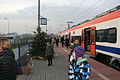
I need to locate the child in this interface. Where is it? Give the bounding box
[45,42,55,66]
[68,46,91,80]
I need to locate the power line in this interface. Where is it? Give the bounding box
[73,0,103,21]
[76,0,120,23]
[77,0,107,21]
[84,0,118,18]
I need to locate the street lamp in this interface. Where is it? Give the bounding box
[4,18,9,34]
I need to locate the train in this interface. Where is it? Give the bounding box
[60,5,120,69]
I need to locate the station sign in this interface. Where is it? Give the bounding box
[41,17,47,25]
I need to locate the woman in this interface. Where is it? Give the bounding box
[0,38,17,80]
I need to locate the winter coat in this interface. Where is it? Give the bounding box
[74,57,91,80]
[45,46,55,56]
[0,49,16,80]
[65,38,70,46]
[68,56,91,80]
[68,55,76,80]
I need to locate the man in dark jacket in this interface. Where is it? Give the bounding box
[0,38,17,80]
[55,37,59,47]
[65,38,70,49]
[45,42,55,66]
[61,36,64,47]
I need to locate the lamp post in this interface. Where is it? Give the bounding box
[38,0,40,28]
[4,18,9,34]
[24,25,29,43]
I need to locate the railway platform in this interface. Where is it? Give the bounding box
[17,47,68,80]
[17,46,120,80]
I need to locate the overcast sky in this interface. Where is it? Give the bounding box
[0,0,120,34]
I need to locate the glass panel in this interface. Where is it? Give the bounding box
[82,31,84,43]
[91,29,95,45]
[108,28,117,43]
[71,36,81,43]
[96,28,117,43]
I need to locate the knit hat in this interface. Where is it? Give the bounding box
[73,46,86,58]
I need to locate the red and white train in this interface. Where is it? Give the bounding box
[60,5,120,69]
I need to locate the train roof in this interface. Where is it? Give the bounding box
[94,5,120,19]
[61,5,120,34]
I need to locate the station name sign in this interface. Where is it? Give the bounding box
[41,17,47,25]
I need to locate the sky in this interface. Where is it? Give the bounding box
[0,0,120,34]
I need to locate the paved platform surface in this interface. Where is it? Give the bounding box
[17,47,69,80]
[17,46,120,80]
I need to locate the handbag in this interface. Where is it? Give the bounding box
[16,64,23,75]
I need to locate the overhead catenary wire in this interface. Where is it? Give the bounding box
[83,0,120,20]
[73,0,120,24]
[76,0,108,21]
[72,0,103,21]
[77,0,119,22]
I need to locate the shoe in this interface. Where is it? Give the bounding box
[48,64,50,66]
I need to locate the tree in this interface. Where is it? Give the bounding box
[31,27,47,58]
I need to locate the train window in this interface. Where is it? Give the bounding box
[104,29,109,42]
[91,29,95,44]
[108,28,117,43]
[82,31,84,43]
[73,31,75,34]
[96,30,104,42]
[96,28,117,43]
[71,36,81,43]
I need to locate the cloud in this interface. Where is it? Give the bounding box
[41,0,73,6]
[41,0,101,7]
[0,0,37,14]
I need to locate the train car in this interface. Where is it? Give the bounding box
[60,5,120,69]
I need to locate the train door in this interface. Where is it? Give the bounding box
[82,27,96,55]
[81,29,85,49]
[85,28,91,51]
[90,27,96,55]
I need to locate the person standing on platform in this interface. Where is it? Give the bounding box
[65,38,70,49]
[51,38,56,46]
[50,37,52,45]
[61,36,64,47]
[68,39,80,62]
[55,37,59,47]
[68,46,91,80]
[0,38,22,80]
[45,42,55,66]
